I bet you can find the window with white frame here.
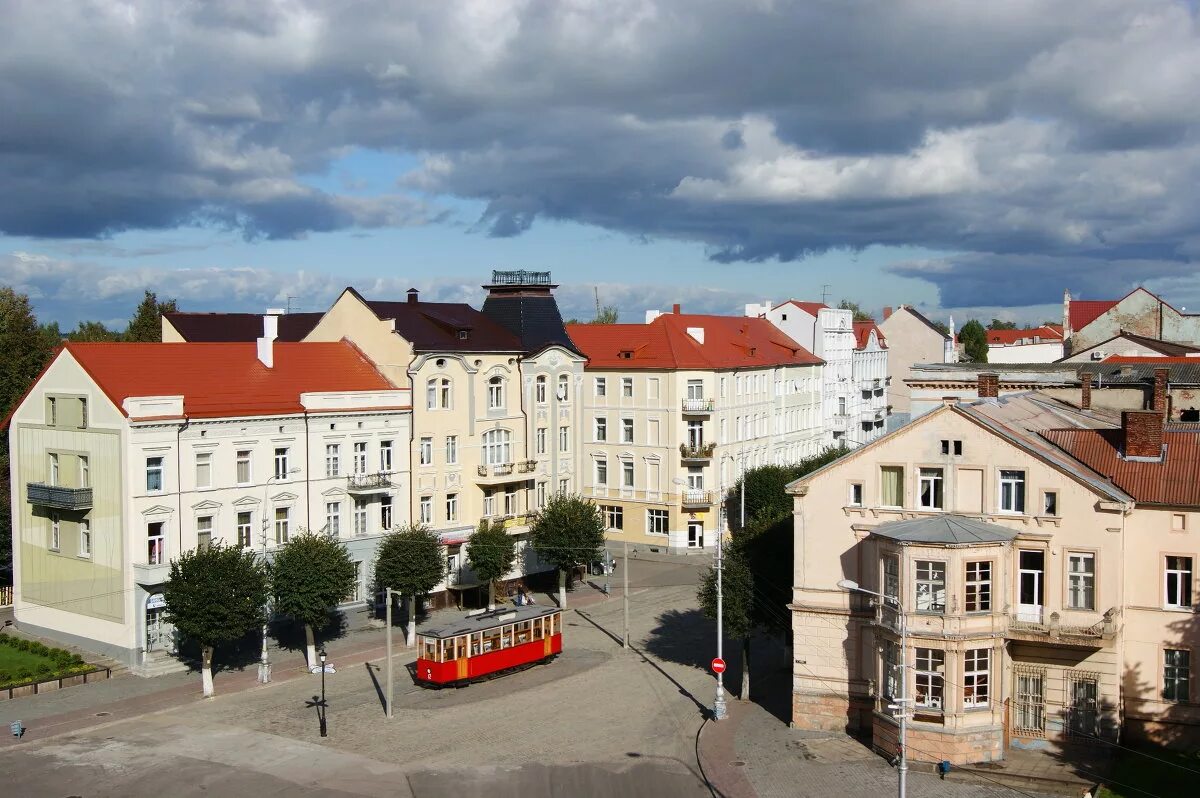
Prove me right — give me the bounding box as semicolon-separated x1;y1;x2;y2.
536;375;547;404
419;496;432;524
78;518;91;557
536;427;546;455
849;482;863;507
504;489;518;516
914;648;945;708
193;451;212;489
353;498;368;536
557;374;569;401
483;491;496;517
236;449;252;484
536;482;546;509
420;436;433;466
488;376;505;409
326;502;341;536
621;417;634;444
915;560;946;613
558;478;569;494
964;648;990;708
445;435;458;465
380;495;392;530
621;459;634;488
1067;552;1096;610
380;440;393;473
326;444;341;478
594;377;607;397
146;456;163;492
1164;649;1191;702
483;429;512;465
595;457;608;486
353;441;367;475
274;448;290;480
197;515;213;551
622;377;633;398
426;378;437;410
965;561;991;612
918;467;943;510
602;504;624;530
237;511;253;548
146;520;163;563
78;455;89;488
274;507;290;544
999;469;1026;513
1165;556;1193;608
427;377;451;409
647;508;669;534
446;493;458;522
881;639;901;705
559;425;569;452
883;554;899;603
594;416;607;441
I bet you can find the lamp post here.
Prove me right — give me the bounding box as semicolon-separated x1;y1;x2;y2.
838;578;907;798
259;467;300;684
318;646;328;737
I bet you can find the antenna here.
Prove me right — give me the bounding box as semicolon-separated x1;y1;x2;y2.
821;284;831;305
594;286;601;320
286;296;297;314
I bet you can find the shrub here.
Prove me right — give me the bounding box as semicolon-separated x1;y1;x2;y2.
0;669;12;683
35;663;52;676
16;668;34;681
0;634;12;647
70;654;84;665
15;638;30;652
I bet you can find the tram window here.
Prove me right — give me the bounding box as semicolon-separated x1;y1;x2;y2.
499;625;511;648
471;632;482;656
421;638;437;660
515;620;531;643
483;629;501;652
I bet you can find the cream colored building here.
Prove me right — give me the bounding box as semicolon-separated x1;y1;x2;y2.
877;305;956;430
6;339;411;670
787;377;1200;763
568;308;824;552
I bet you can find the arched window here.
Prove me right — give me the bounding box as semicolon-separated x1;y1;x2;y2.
482;429;511;465
536;375;547;404
439;378;451;409
426;378;437;410
557;374;569;402
427;377;452;409
487;376;504;410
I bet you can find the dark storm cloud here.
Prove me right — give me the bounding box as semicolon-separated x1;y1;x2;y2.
2;1;1199;305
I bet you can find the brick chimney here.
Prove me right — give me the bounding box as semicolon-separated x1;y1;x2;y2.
1153;367;1169;417
977;372;999;399
882;306;893;321
672;303;682;314
1123;409;1164;459
1080;371;1093;410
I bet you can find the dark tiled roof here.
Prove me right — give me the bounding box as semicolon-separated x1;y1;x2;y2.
1043;427;1200;506
164;312;322;342
365;300;523;353
480;293;581;356
871;515;1018;544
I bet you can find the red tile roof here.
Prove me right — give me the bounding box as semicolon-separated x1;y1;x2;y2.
1068;300;1117;332
567;313;822;370
985;326;1064;346
773;300;828;317
1043;427;1200;506
852;321;887;350
64;341;402;419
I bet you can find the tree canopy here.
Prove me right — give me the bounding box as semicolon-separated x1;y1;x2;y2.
723;448;848;536
697;546;754;641
529;493;605;571
959;319;989;363
987;319;1018;330
374;524;445;598
466;518;517;598
837;299;873;322
124;290;178;342
271;531;357;630
565;305;619;325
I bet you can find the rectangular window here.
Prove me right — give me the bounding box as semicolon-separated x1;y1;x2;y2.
1000;470;1026;513
1166;556;1193;608
446;493;458;522
881;639;901;704
353;498;368;536
849;482;863;507
353;441;367;474
236;450;252;484
325;444;341;478
954;440;963;456
964;649;990;708
420;436;433;466
195;452;213;489
78;518;91;557
380;440;393;473
147;520;163;563
380;495;393;530
274;448;290;480
594;416;607;442
602;505;624;530
648;378;660;400
965;561;992;612
647;508;669;534
915;560;946;613
687;379;703;401
325;501;341;536
146;456;164;492
47;396;57;426
536;378;547;404
622;377;633;398
197;515;213;552
1164;649;1191;702
1067;552;1096;610
914;648;945;709
48;453;60;486
78;455;90;488
419;496;432;524
559;478;569;494
536;482;547;509
274;507;290;544
621;418;634;444
536;428;546;455
918;468;943;510
237;512;253;548
483;491;496;517
621;459;634;488
941;439;950;455
880;465;904;507
559;426;569;452
504;489;518;516
594;377;607;397
445;435;458;465
1043;491;1058;516
883;554;899;604
595;457;608;486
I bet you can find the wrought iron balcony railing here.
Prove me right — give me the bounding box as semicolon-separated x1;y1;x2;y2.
681;398;715;413
680;442;716;459
346;472;393;492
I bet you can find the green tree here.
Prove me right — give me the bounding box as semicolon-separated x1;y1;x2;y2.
163;543;269;697
837;299;873;322
529;493;605;608
593;305;619;324
724;448;847;536
67;320;120;342
270;531;357;664
467;518;517;610
697;546;754;700
959;319;989;363
374;524;445;646
987;319;1018;330
123;290;178;342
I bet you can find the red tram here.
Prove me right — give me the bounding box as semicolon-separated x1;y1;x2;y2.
415;604;562;686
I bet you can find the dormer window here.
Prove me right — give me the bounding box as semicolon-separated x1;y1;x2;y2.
619;350;633;359
457;329;469;340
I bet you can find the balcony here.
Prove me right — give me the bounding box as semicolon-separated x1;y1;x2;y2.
476;462;522;483
680;442;716;461
1005;609;1117;647
26;482;93;510
516;459;538;474
346;472;392;494
859;408;886;424
681;398;715;414
830;413;850;431
681;489;714;507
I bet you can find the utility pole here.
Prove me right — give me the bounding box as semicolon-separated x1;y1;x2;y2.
622;537;629;650
714;514;727;720
594;286;601;320
385;588;394;719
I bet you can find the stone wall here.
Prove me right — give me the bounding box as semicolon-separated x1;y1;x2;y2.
872;715;1004;764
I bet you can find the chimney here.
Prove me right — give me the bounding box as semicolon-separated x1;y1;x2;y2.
1153;367;1169;417
407;288;419;304
977;372;999;399
1123;410;1164;459
882;306;893;320
1080;371;1093;410
672;303;681;315
257;308;283;368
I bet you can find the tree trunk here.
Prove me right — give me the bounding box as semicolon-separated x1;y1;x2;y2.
406;594;417;647
201;645;214;698
741;636;751;701
305;623;316;666
487;580;496;611
557;568;567;608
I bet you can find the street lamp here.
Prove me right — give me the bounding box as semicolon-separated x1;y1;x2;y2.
259;467;301;684
318;646;328;738
837;579;908;798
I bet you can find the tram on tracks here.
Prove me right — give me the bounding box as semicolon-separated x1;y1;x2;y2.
415;604;563;687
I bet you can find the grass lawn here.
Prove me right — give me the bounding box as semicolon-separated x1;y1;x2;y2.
0;645;60;672
0;638;92;687
1097;745;1200;798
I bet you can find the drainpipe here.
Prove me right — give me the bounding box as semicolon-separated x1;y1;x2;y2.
304;411;312;533
175;417;189;557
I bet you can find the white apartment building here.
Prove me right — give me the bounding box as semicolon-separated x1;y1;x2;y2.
5;336;412;670
568;307;824;551
852;321;889;443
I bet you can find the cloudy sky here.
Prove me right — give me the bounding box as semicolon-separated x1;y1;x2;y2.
3;0;1199;328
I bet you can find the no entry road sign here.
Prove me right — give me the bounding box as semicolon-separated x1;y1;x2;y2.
711;657;726;674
